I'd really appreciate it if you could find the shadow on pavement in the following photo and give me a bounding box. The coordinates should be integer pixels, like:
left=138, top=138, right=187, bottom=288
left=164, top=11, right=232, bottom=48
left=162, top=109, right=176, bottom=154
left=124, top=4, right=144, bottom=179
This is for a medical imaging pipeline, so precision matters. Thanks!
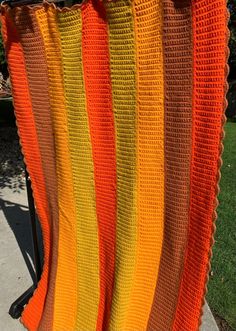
left=0, top=198, right=43, bottom=283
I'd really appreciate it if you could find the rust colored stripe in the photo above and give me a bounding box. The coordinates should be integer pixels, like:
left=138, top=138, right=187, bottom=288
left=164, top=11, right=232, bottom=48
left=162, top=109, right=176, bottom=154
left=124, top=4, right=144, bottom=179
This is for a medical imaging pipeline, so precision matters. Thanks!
left=9, top=8, right=59, bottom=331
left=82, top=1, right=117, bottom=330
left=173, top=0, right=228, bottom=330
left=147, top=1, right=193, bottom=330
left=1, top=11, right=51, bottom=331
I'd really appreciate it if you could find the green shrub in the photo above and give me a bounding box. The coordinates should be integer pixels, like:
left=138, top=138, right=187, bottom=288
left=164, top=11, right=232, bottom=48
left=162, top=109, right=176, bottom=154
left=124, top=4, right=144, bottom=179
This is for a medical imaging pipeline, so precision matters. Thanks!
left=0, top=23, right=6, bottom=67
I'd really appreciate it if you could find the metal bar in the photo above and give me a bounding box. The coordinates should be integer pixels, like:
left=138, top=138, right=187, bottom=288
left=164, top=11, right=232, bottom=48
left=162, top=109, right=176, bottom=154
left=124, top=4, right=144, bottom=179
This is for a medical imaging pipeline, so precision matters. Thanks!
left=9, top=286, right=35, bottom=319
left=9, top=166, right=42, bottom=318
left=3, top=0, right=65, bottom=8
left=25, top=167, right=42, bottom=285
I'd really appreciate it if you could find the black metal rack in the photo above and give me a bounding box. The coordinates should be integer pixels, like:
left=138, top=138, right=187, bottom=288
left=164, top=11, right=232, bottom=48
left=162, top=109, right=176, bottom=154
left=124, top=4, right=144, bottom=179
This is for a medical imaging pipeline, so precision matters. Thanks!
left=9, top=167, right=42, bottom=319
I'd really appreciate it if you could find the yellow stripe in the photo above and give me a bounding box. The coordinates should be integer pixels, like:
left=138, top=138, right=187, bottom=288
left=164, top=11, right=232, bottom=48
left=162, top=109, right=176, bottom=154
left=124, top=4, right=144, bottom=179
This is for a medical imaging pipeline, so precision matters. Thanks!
left=104, top=1, right=138, bottom=330
left=57, top=8, right=100, bottom=330
left=36, top=6, right=77, bottom=330
left=125, top=0, right=165, bottom=329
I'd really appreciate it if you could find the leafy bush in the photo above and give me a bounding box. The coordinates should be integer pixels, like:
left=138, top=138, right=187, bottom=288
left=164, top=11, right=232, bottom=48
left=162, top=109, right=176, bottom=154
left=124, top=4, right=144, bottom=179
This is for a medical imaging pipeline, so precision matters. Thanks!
left=228, top=1, right=236, bottom=80
left=0, top=23, right=6, bottom=67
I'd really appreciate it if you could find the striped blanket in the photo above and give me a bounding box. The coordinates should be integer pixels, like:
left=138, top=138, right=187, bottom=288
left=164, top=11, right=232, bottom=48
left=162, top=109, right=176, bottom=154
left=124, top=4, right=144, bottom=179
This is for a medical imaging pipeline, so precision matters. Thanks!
left=0, top=0, right=228, bottom=330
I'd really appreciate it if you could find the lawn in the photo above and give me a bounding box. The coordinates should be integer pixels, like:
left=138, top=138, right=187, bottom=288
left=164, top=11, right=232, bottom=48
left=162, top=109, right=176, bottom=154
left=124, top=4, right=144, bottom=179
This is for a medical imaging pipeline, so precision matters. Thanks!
left=207, top=121, right=236, bottom=330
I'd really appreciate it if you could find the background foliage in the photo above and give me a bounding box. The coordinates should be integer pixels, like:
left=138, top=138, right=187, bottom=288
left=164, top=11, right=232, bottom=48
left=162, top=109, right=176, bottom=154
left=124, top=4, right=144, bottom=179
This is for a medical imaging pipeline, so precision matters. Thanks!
left=228, top=0, right=236, bottom=69
left=0, top=22, right=6, bottom=66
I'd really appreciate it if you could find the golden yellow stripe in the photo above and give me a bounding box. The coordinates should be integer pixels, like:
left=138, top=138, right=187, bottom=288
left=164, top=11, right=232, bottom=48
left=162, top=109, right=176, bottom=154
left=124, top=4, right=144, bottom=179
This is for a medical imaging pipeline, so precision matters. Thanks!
left=57, top=8, right=100, bottom=330
left=36, top=6, right=77, bottom=330
left=125, top=0, right=165, bottom=329
left=104, top=1, right=138, bottom=330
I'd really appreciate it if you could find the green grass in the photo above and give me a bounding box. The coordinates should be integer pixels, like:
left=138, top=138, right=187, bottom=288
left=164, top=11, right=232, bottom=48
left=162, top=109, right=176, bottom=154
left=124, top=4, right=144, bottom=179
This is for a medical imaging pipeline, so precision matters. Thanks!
left=207, top=121, right=236, bottom=330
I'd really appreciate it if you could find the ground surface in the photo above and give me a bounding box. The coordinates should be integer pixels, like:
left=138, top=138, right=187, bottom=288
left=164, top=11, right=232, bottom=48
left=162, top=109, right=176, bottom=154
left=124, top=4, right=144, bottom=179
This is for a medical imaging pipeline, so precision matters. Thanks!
left=207, top=122, right=236, bottom=331
left=0, top=185, right=32, bottom=331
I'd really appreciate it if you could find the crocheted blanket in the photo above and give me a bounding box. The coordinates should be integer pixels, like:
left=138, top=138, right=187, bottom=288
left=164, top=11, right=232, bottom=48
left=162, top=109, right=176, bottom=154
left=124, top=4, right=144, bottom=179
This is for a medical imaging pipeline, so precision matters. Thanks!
left=0, top=0, right=228, bottom=330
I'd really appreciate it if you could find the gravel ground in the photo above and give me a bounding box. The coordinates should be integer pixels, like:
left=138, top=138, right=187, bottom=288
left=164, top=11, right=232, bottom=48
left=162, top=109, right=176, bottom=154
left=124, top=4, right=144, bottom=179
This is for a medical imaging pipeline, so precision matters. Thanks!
left=214, top=313, right=235, bottom=331
left=0, top=127, right=25, bottom=192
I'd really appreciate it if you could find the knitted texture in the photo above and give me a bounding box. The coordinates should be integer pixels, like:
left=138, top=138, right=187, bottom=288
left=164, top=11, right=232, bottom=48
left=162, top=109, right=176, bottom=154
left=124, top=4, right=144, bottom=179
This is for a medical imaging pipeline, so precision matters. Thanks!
left=172, top=1, right=228, bottom=330
left=104, top=1, right=138, bottom=330
left=9, top=9, right=59, bottom=331
left=124, top=0, right=164, bottom=330
left=0, top=0, right=228, bottom=330
left=147, top=1, right=193, bottom=330
left=81, top=2, right=116, bottom=330
left=36, top=6, right=78, bottom=331
left=0, top=10, right=51, bottom=331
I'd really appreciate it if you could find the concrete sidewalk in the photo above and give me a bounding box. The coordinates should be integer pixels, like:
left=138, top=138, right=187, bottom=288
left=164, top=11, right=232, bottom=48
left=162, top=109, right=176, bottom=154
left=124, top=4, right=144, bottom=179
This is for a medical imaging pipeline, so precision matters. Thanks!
left=0, top=184, right=219, bottom=331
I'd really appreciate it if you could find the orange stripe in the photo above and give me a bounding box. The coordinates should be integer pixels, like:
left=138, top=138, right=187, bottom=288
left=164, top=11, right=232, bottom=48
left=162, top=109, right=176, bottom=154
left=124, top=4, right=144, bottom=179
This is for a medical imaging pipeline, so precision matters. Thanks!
left=9, top=9, right=59, bottom=330
left=82, top=2, right=117, bottom=330
left=1, top=11, right=51, bottom=331
left=173, top=0, right=228, bottom=329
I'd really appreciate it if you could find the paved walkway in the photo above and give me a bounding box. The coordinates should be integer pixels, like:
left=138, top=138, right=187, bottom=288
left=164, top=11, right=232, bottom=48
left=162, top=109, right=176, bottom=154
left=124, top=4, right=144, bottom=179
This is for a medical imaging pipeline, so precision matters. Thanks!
left=0, top=184, right=219, bottom=331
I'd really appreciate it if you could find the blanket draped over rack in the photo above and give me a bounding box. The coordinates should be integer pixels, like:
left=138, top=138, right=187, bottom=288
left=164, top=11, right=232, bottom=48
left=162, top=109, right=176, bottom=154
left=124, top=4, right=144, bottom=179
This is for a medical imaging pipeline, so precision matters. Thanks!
left=0, top=0, right=228, bottom=330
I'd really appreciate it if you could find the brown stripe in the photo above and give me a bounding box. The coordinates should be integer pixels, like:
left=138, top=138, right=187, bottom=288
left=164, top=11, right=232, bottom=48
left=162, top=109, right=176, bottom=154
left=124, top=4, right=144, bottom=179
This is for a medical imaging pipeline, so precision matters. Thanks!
left=11, top=8, right=58, bottom=330
left=147, top=1, right=193, bottom=330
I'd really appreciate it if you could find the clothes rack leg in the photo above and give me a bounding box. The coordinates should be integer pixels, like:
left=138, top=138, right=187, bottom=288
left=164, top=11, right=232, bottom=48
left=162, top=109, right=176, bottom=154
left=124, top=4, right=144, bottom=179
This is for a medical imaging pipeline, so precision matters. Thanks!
left=9, top=166, right=42, bottom=319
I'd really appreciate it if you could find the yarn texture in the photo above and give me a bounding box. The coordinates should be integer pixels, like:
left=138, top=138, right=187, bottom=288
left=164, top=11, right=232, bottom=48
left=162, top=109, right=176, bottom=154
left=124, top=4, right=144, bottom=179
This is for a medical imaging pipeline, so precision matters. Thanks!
left=0, top=0, right=228, bottom=330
